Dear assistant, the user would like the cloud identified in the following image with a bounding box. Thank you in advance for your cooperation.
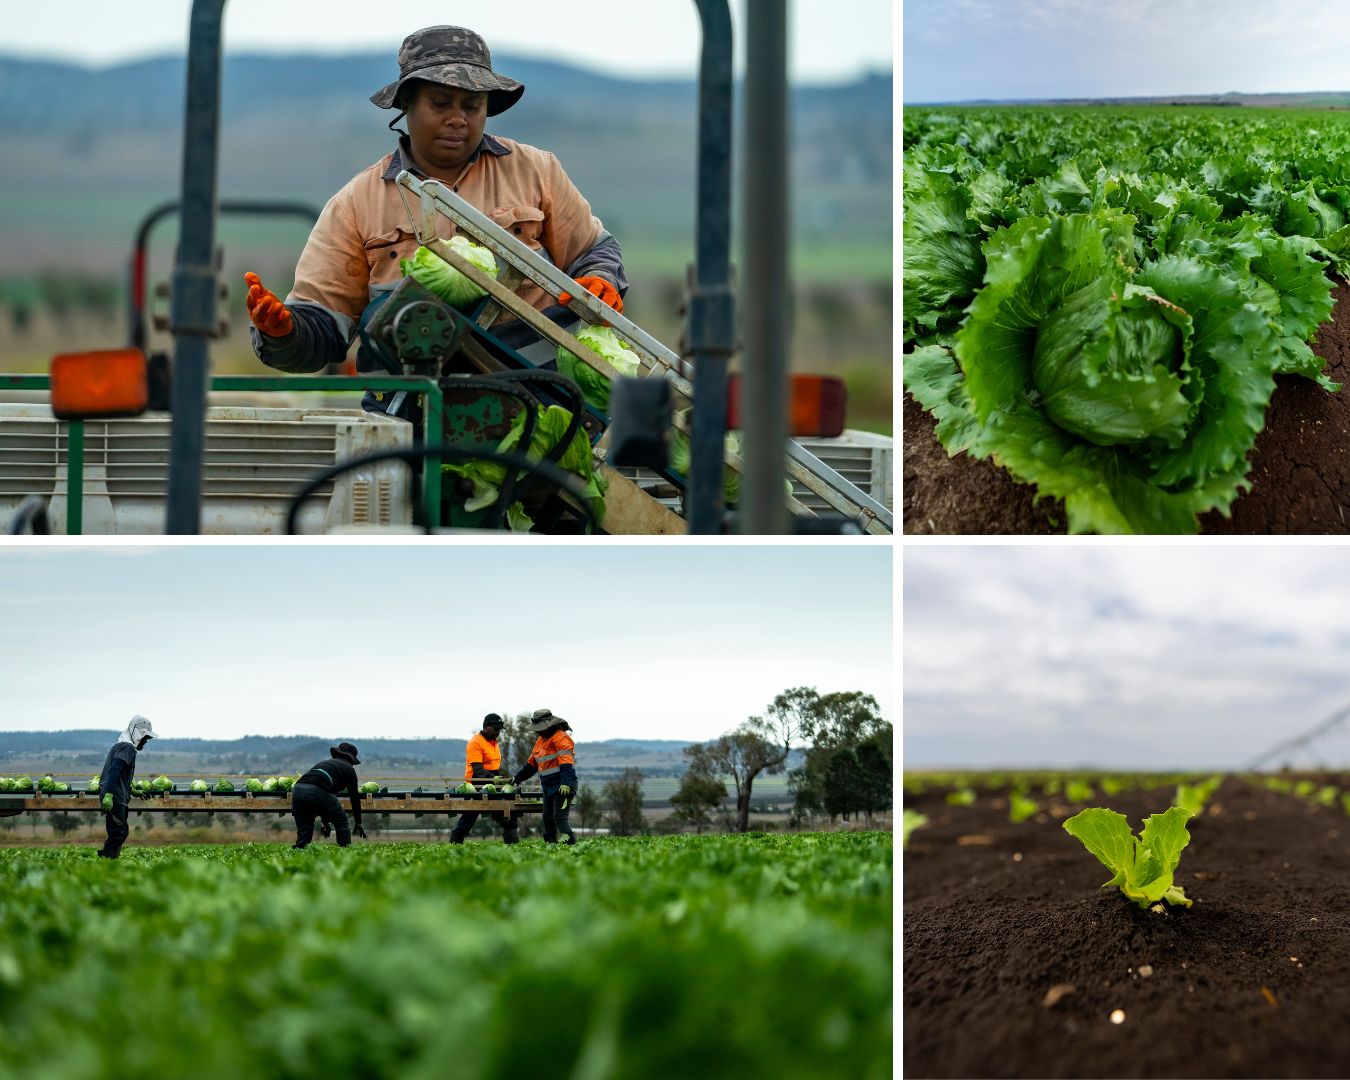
[904,546,1350,769]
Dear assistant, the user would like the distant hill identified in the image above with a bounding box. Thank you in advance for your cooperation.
[0,51,892,277]
[0,730,802,779]
[906,90,1350,109]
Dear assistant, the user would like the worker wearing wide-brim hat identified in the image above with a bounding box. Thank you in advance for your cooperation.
[244,24,628,420]
[513,708,578,844]
[292,742,367,848]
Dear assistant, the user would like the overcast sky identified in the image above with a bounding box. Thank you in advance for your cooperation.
[0,543,892,744]
[903,0,1350,102]
[1,0,893,84]
[904,545,1350,770]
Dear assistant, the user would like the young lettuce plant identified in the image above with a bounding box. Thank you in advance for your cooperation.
[903,809,929,848]
[1063,806,1194,909]
[1009,790,1039,824]
[1174,774,1222,819]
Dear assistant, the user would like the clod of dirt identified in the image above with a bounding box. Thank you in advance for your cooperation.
[1109,1009,1126,1024]
[1137,964,1154,978]
[1042,983,1076,1007]
[904,278,1350,534]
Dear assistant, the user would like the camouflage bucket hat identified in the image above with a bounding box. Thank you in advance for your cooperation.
[371,25,524,116]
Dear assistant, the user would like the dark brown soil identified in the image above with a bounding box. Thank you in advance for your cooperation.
[903,281,1350,534]
[903,777,1350,1078]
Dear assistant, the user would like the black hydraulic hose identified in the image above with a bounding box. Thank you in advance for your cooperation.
[437,375,540,530]
[7,495,50,535]
[284,444,596,536]
[485,369,585,465]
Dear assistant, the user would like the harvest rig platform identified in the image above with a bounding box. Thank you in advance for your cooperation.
[0,788,542,820]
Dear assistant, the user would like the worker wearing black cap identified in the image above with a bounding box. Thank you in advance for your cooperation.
[292,742,367,848]
[513,708,577,844]
[450,714,519,844]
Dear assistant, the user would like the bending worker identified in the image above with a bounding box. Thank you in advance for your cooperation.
[513,708,577,845]
[245,24,627,418]
[449,713,519,845]
[96,714,157,859]
[292,742,368,849]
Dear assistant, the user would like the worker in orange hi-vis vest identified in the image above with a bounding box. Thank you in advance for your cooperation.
[450,714,518,844]
[512,708,578,844]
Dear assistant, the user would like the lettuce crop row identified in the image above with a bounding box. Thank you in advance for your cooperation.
[904,107,1348,533]
[0,834,892,1079]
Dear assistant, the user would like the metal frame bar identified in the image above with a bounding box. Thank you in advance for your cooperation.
[0,375,444,533]
[165,0,227,534]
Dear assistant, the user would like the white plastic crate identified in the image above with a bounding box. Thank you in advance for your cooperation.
[0,404,414,534]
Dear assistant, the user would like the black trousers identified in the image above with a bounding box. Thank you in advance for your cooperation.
[97,802,129,858]
[292,783,351,848]
[542,788,575,844]
[450,809,520,844]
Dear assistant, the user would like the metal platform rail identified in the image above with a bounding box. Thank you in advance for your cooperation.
[0,789,543,821]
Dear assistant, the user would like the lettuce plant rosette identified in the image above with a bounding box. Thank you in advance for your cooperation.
[906,208,1336,533]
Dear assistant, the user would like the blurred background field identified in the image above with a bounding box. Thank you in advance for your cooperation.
[0,51,893,432]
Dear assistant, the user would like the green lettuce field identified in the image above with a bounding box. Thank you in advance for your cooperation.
[903,107,1350,533]
[0,833,892,1079]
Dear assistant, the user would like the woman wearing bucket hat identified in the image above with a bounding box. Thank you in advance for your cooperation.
[291,742,367,848]
[245,25,628,419]
[512,708,578,844]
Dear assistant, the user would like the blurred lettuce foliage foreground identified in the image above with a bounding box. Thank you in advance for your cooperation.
[0,833,892,1080]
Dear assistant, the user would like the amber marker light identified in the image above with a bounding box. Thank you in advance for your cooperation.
[726,374,847,438]
[50,350,150,420]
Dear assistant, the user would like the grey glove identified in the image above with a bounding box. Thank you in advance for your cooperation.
[320,822,332,838]
[354,825,367,839]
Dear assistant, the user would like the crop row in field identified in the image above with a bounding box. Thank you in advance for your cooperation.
[903,107,1350,533]
[0,832,892,1080]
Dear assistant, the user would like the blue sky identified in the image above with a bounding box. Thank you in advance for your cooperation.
[0,543,892,743]
[904,545,1350,770]
[1,1,893,85]
[904,0,1350,102]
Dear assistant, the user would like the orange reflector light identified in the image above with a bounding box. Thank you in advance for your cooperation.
[50,350,149,420]
[726,374,847,438]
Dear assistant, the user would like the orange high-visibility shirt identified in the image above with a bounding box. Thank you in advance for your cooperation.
[464,732,503,781]
[527,731,575,778]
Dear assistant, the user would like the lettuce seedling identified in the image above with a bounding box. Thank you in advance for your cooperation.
[945,787,976,807]
[902,810,928,848]
[1063,806,1194,909]
[1009,791,1039,824]
[1174,774,1222,818]
[1064,780,1094,803]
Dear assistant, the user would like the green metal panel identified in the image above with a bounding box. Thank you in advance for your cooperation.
[66,422,83,535]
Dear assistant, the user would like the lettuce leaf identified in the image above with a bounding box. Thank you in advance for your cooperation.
[555,325,642,412]
[399,239,497,309]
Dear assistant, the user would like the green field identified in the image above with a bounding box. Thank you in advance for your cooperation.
[0,833,891,1078]
[904,105,1350,533]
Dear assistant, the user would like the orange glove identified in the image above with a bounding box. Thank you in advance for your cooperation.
[559,275,623,315]
[243,271,294,337]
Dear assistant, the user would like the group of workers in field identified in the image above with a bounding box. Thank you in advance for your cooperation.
[93,708,578,858]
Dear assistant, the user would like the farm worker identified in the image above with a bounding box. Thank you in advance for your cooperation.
[245,25,627,421]
[512,708,577,845]
[449,713,520,845]
[95,715,156,859]
[291,742,368,849]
